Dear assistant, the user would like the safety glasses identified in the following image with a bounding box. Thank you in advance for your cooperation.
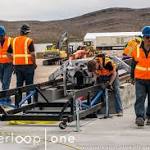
[144,36,150,40]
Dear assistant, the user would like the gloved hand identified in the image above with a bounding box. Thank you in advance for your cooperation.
[33,63,37,69]
[130,78,135,85]
[106,81,113,91]
[107,84,113,91]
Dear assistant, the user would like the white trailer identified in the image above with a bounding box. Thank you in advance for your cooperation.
[84,32,142,50]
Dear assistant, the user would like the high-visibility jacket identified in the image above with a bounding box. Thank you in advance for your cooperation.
[123,39,141,57]
[0,36,12,63]
[132,46,150,79]
[12,36,33,65]
[95,56,116,76]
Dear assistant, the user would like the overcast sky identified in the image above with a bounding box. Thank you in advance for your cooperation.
[0,0,150,21]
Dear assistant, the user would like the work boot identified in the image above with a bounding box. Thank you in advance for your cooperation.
[146,117,150,125]
[117,111,123,117]
[135,117,144,126]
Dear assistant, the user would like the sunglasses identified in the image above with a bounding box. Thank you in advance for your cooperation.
[144,36,150,39]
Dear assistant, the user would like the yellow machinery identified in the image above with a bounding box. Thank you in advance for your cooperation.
[44,44,67,59]
[43,32,68,65]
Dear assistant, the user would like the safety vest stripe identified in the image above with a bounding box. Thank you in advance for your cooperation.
[24,38,29,64]
[0,55,7,58]
[136,46,140,58]
[7,37,11,48]
[136,65,150,71]
[13,54,31,57]
[13,37,17,64]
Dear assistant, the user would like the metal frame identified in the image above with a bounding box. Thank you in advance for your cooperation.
[0,56,131,130]
[0,79,105,130]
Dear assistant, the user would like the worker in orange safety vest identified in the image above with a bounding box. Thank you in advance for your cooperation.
[87,53,123,116]
[8,24,37,105]
[131,26,150,126]
[0,25,13,103]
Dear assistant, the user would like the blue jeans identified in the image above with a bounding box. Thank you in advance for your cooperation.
[0,63,13,91]
[97,74,123,113]
[135,79,150,119]
[112,76,123,113]
[15,65,35,104]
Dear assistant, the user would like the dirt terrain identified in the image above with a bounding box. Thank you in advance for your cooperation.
[0,7,150,43]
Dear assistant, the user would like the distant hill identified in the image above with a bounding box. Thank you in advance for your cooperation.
[0,7,150,43]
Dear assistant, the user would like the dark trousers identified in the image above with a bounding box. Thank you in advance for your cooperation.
[0,63,13,91]
[0,63,13,101]
[15,65,35,104]
[135,79,150,119]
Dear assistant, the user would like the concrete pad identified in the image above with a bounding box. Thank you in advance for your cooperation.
[0,107,150,150]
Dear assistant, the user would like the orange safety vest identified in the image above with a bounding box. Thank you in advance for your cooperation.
[96,56,116,76]
[12,36,33,65]
[0,36,12,63]
[132,46,150,79]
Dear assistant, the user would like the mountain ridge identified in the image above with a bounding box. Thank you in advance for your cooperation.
[0,7,150,43]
